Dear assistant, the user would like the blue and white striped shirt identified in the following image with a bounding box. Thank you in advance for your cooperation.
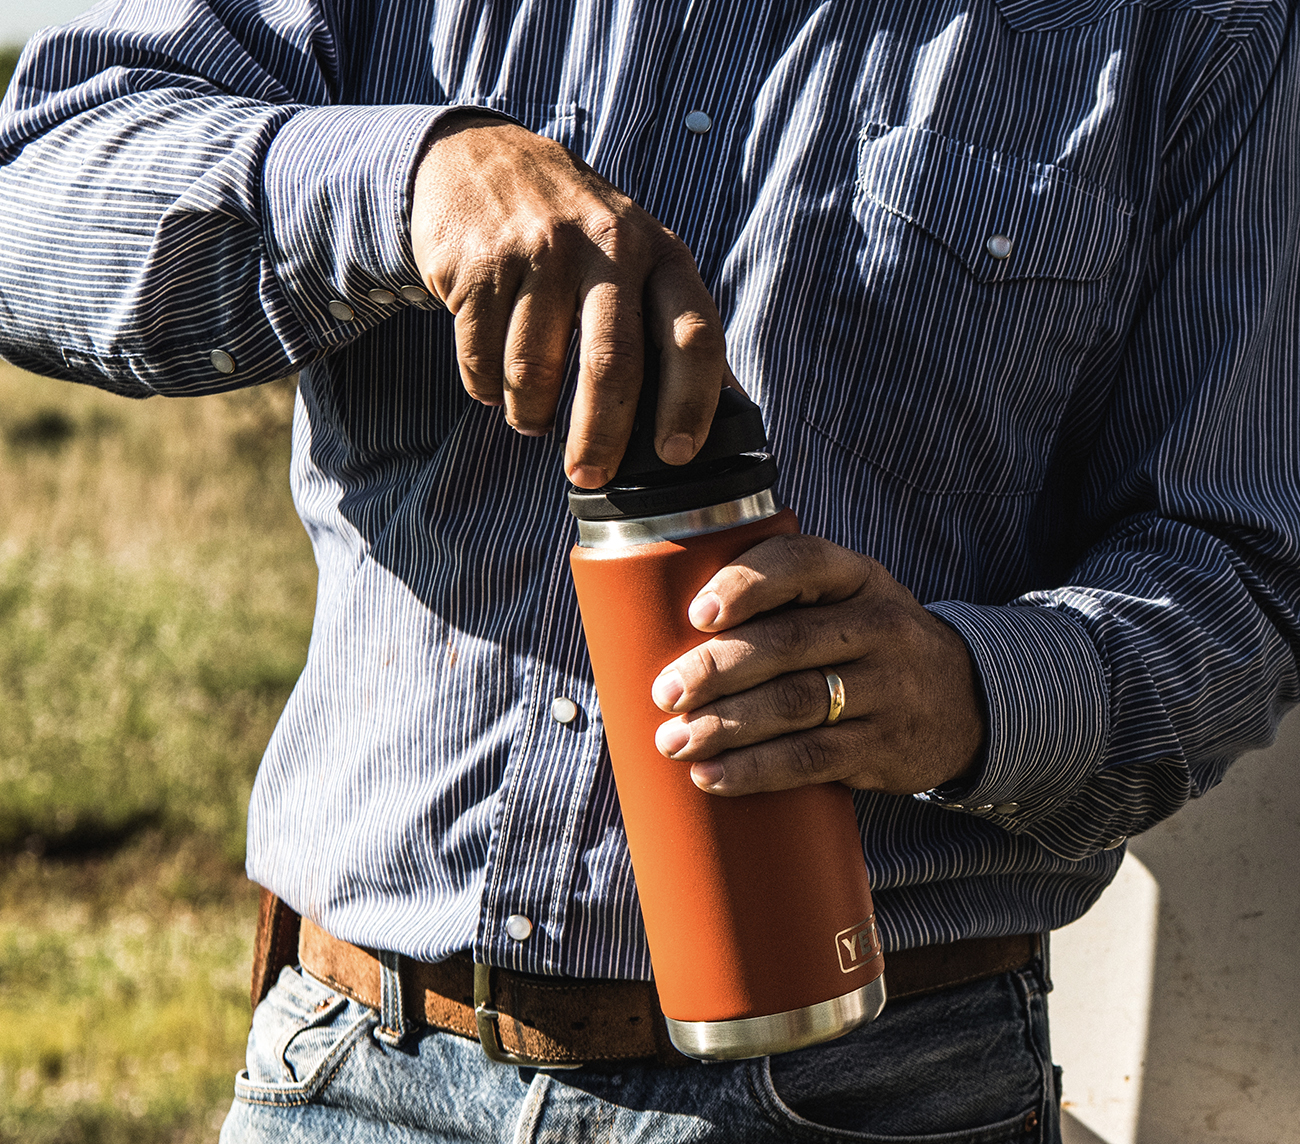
[2,0,1298,978]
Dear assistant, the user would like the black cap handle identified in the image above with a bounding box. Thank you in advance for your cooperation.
[567,343,777,522]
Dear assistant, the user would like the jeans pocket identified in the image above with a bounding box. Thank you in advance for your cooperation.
[751,970,1054,1143]
[755,1060,1040,1144]
[234,964,374,1108]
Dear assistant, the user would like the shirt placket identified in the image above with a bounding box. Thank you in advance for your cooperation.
[473,0,778,978]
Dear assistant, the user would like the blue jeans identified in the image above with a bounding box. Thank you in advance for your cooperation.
[221,957,1061,1143]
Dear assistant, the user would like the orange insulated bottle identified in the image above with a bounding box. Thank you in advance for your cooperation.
[568,384,886,1060]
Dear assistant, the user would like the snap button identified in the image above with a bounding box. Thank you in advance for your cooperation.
[550,696,579,725]
[367,288,398,305]
[399,285,430,304]
[505,914,533,941]
[986,234,1013,260]
[1103,836,1126,850]
[208,349,236,375]
[684,110,713,134]
[993,802,1021,815]
[327,300,355,322]
[972,804,995,814]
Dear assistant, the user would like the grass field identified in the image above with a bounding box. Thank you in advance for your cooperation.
[0,360,316,1142]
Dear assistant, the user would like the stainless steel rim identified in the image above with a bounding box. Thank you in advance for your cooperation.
[665,974,887,1061]
[575,490,781,548]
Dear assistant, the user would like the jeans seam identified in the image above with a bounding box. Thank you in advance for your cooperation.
[1012,967,1055,1144]
[235,1039,360,1107]
[235,1012,372,1107]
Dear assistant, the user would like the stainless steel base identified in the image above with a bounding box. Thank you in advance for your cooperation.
[665,974,887,1061]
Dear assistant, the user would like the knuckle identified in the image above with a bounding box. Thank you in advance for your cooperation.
[688,642,724,684]
[671,312,726,363]
[692,711,728,746]
[505,353,564,392]
[521,218,588,268]
[583,209,641,258]
[785,533,834,574]
[878,602,923,654]
[570,423,626,459]
[787,735,835,782]
[459,351,504,386]
[582,340,639,379]
[763,615,812,661]
[516,220,559,261]
[460,253,513,292]
[770,672,825,723]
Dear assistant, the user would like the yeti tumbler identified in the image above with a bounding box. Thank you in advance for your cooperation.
[568,382,886,1060]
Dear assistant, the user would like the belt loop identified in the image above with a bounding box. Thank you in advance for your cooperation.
[375,949,411,1046]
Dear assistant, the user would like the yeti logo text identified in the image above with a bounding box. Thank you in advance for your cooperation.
[836,917,880,974]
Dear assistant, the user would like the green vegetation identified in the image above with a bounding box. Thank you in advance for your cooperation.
[0,362,316,1142]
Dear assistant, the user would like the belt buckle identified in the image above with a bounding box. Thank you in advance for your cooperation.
[473,963,583,1069]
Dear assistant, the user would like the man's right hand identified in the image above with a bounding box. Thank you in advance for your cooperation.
[411,112,729,489]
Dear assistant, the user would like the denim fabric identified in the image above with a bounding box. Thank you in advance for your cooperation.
[221,960,1061,1143]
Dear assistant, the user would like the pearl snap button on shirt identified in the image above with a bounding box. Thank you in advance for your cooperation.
[399,285,430,303]
[327,299,355,321]
[551,696,579,724]
[505,914,533,941]
[208,349,236,374]
[684,110,712,134]
[986,234,1014,260]
[367,288,397,305]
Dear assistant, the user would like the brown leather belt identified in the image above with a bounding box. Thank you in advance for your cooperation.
[275,901,1040,1068]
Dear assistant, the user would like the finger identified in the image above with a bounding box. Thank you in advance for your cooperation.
[452,262,523,406]
[502,279,578,435]
[655,667,838,760]
[687,724,872,797]
[654,590,900,712]
[564,275,644,487]
[689,713,973,799]
[644,258,727,465]
[688,534,880,632]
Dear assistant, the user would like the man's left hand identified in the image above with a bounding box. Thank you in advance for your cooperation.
[651,534,986,797]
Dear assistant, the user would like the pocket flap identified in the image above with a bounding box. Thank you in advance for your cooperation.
[858,124,1133,283]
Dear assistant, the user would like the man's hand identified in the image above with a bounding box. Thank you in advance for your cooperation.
[650,535,986,796]
[411,113,729,488]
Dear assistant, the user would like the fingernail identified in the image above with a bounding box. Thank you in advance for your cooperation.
[569,464,608,488]
[688,592,720,629]
[651,669,684,711]
[659,434,695,465]
[655,721,690,758]
[690,762,725,791]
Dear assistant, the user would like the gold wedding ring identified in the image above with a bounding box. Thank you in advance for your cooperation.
[820,667,846,726]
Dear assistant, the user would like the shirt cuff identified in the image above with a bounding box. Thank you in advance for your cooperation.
[919,600,1109,829]
[261,104,456,348]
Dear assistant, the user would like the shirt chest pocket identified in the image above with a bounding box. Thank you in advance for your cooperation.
[799,124,1135,497]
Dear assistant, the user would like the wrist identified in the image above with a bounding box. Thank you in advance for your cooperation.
[421,108,520,157]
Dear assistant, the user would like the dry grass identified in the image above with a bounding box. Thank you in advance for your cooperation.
[0,360,317,1141]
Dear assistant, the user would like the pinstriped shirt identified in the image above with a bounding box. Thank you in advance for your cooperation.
[1,0,1298,977]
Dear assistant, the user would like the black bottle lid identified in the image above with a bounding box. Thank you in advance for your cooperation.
[567,361,778,522]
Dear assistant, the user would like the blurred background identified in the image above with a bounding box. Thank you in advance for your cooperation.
[3,17,316,1139]
[0,354,312,1144]
[2,7,1298,1143]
